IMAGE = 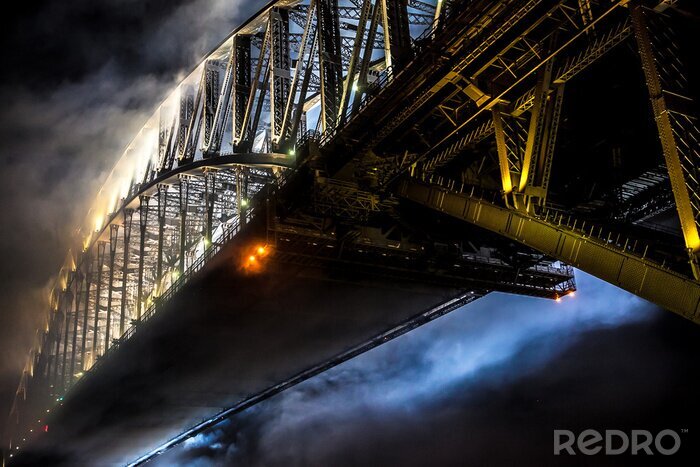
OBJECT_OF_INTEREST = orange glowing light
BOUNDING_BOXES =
[257,246,265,255]
[568,291,575,298]
[248,255,256,262]
[555,296,562,303]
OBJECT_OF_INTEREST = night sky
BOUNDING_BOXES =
[2,1,700,466]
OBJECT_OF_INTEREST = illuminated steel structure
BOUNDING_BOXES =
[6,0,700,463]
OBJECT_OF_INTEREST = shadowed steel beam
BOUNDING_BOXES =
[232,36,252,147]
[270,7,291,145]
[380,0,413,70]
[316,0,343,130]
[239,27,270,149]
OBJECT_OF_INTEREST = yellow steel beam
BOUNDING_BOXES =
[492,106,515,196]
[631,3,700,279]
[398,179,700,324]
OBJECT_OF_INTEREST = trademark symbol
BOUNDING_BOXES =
[680,429,689,434]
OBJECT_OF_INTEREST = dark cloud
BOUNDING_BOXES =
[148,273,700,466]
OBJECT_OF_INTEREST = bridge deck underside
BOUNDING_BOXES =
[399,179,700,323]
[16,236,472,465]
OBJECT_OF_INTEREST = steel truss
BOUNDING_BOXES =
[10,0,700,458]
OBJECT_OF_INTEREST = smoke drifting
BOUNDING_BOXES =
[146,272,700,466]
[0,0,264,440]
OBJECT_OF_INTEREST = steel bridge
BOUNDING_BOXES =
[5,0,699,464]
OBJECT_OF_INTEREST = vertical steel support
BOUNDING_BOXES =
[179,177,189,275]
[270,7,291,146]
[239,28,270,150]
[521,60,554,194]
[204,171,216,244]
[281,0,317,148]
[236,167,248,226]
[316,0,343,130]
[119,209,133,337]
[205,42,236,156]
[339,0,373,120]
[80,252,93,371]
[105,224,119,351]
[49,295,62,392]
[532,83,565,205]
[68,272,83,388]
[232,36,252,147]
[137,196,149,321]
[179,77,204,163]
[353,0,381,113]
[288,32,318,145]
[58,287,72,392]
[92,242,106,359]
[156,184,168,292]
[177,85,195,158]
[158,107,175,172]
[631,3,700,278]
[492,106,515,197]
[380,0,413,70]
[203,60,222,153]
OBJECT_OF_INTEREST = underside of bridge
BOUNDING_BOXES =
[10,210,571,465]
[6,0,700,464]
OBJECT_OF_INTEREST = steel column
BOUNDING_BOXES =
[105,224,119,351]
[631,2,700,279]
[137,196,149,321]
[156,184,168,292]
[270,7,291,145]
[119,209,133,337]
[68,273,83,387]
[92,241,106,359]
[232,36,252,147]
[179,177,189,275]
[204,172,215,244]
[380,0,412,70]
[80,252,93,371]
[316,0,343,130]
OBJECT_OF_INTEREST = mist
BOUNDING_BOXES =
[147,271,700,466]
[0,0,265,440]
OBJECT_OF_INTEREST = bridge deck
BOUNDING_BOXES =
[399,179,700,323]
